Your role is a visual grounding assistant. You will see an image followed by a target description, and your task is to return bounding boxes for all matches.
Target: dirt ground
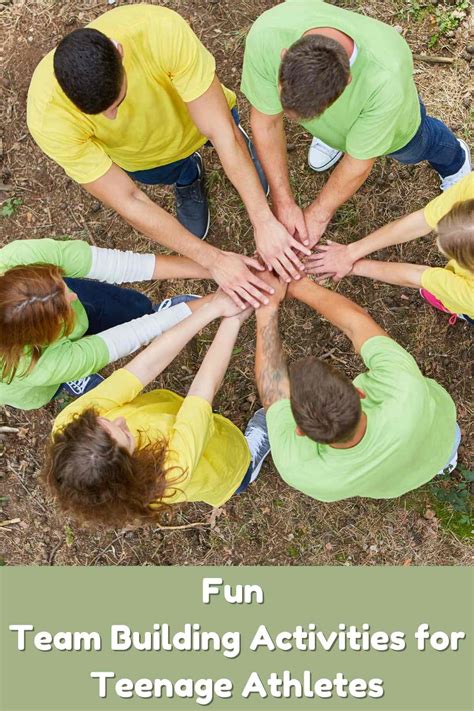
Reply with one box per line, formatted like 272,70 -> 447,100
0,0 -> 472,566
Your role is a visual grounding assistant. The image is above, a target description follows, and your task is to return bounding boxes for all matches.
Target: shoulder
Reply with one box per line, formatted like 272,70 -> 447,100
360,336 -> 421,375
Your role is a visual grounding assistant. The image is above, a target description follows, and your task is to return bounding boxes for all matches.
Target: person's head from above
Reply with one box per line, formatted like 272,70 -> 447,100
278,35 -> 350,121
289,356 -> 366,447
0,264 -> 77,383
42,409 -> 183,526
436,199 -> 474,274
53,28 -> 127,119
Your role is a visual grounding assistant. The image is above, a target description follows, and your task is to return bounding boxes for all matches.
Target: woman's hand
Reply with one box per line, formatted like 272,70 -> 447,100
304,241 -> 356,281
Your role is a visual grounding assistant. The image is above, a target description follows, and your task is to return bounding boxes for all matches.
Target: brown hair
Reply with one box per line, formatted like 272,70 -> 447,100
0,264 -> 75,383
41,408 -> 185,527
289,356 -> 361,444
279,35 -> 350,119
436,199 -> 474,272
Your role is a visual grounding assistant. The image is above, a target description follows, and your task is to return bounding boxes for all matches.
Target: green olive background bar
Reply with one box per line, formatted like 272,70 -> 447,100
0,567 -> 472,711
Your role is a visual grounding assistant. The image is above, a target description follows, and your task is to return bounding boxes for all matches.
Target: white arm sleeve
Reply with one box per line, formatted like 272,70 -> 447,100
87,246 -> 156,283
98,303 -> 192,361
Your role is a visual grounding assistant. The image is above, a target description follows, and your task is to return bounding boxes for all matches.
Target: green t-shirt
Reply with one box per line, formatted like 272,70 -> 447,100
241,0 -> 420,158
266,337 -> 457,501
0,239 -> 109,410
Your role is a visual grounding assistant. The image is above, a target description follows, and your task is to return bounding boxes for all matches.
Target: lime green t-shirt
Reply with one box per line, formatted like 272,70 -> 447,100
0,239 -> 109,410
266,337 -> 456,501
241,0 -> 420,159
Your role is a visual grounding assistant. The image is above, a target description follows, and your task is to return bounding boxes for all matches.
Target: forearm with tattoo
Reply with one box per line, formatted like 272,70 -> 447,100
255,309 -> 290,410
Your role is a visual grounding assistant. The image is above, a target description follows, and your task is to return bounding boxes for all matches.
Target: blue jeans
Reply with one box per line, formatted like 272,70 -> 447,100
64,278 -> 154,334
389,99 -> 464,177
127,107 -> 241,186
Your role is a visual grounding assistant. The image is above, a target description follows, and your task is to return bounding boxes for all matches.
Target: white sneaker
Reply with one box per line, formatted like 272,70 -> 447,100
308,138 -> 343,172
439,139 -> 472,191
244,408 -> 271,484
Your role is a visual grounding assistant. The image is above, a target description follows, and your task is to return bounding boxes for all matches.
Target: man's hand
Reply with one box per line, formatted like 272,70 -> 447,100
303,205 -> 332,248
304,241 -> 355,281
209,251 -> 275,310
273,200 -> 310,248
258,270 -> 288,308
254,214 -> 310,282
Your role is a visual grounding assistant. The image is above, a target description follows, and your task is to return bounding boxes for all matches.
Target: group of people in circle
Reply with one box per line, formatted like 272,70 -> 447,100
1,2 -> 472,527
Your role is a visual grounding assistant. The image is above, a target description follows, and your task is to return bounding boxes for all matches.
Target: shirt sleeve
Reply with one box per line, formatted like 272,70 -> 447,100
154,10 -> 216,102
423,174 -> 473,230
241,31 -> 283,115
360,336 -> 422,380
0,238 -> 92,277
53,368 -> 143,432
27,336 -> 110,389
421,267 -> 474,317
29,118 -> 112,185
266,398 -> 308,479
345,84 -> 408,159
165,395 -> 215,483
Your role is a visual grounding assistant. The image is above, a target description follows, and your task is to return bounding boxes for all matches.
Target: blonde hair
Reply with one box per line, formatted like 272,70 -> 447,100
436,199 -> 474,272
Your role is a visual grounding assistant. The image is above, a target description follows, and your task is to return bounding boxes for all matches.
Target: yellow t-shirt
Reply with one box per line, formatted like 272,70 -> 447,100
52,369 -> 250,508
27,5 -> 236,184
423,172 -> 473,229
421,172 -> 473,317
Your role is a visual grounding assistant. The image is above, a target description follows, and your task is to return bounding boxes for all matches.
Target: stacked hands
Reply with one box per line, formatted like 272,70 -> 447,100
217,201 -> 335,311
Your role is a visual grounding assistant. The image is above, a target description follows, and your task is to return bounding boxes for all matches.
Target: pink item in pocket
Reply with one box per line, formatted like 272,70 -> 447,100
419,289 -> 458,325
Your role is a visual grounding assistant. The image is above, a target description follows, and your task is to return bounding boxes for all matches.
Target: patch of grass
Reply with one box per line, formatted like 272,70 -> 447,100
429,0 -> 469,47
1,197 -> 22,217
429,469 -> 473,539
64,524 -> 75,547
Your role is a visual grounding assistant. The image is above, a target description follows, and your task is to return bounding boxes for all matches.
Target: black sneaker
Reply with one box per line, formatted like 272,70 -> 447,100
59,373 -> 105,398
238,124 -> 269,196
174,153 -> 210,240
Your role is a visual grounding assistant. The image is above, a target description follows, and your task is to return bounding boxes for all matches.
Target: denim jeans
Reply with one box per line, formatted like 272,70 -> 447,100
126,107 -> 241,186
64,278 -> 154,335
389,99 -> 464,177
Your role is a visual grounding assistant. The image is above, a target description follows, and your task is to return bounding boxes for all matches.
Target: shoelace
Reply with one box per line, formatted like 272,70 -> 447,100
157,298 -> 172,312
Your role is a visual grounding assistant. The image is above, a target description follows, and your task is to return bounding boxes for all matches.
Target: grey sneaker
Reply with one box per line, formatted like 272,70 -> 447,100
244,407 -> 271,483
174,153 -> 210,239
153,294 -> 201,312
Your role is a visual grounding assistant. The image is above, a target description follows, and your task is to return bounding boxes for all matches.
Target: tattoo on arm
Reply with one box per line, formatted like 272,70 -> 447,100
256,311 -> 290,410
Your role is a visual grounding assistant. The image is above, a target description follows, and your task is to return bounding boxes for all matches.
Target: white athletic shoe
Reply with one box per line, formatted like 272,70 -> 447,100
439,139 -> 472,191
244,408 -> 271,484
308,138 -> 343,172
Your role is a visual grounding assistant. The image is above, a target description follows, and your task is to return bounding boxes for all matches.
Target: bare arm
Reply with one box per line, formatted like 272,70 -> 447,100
255,305 -> 290,410
288,277 -> 386,354
351,259 -> 428,289
304,154 -> 375,247
84,163 -> 272,310
187,313 -> 248,403
124,291 -> 242,386
250,106 -> 309,247
305,209 -> 431,280
187,79 -> 309,281
152,254 -> 210,280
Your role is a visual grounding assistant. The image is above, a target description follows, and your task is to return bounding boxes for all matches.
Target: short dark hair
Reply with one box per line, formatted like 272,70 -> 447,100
53,28 -> 124,114
289,356 -> 361,444
279,35 -> 350,119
